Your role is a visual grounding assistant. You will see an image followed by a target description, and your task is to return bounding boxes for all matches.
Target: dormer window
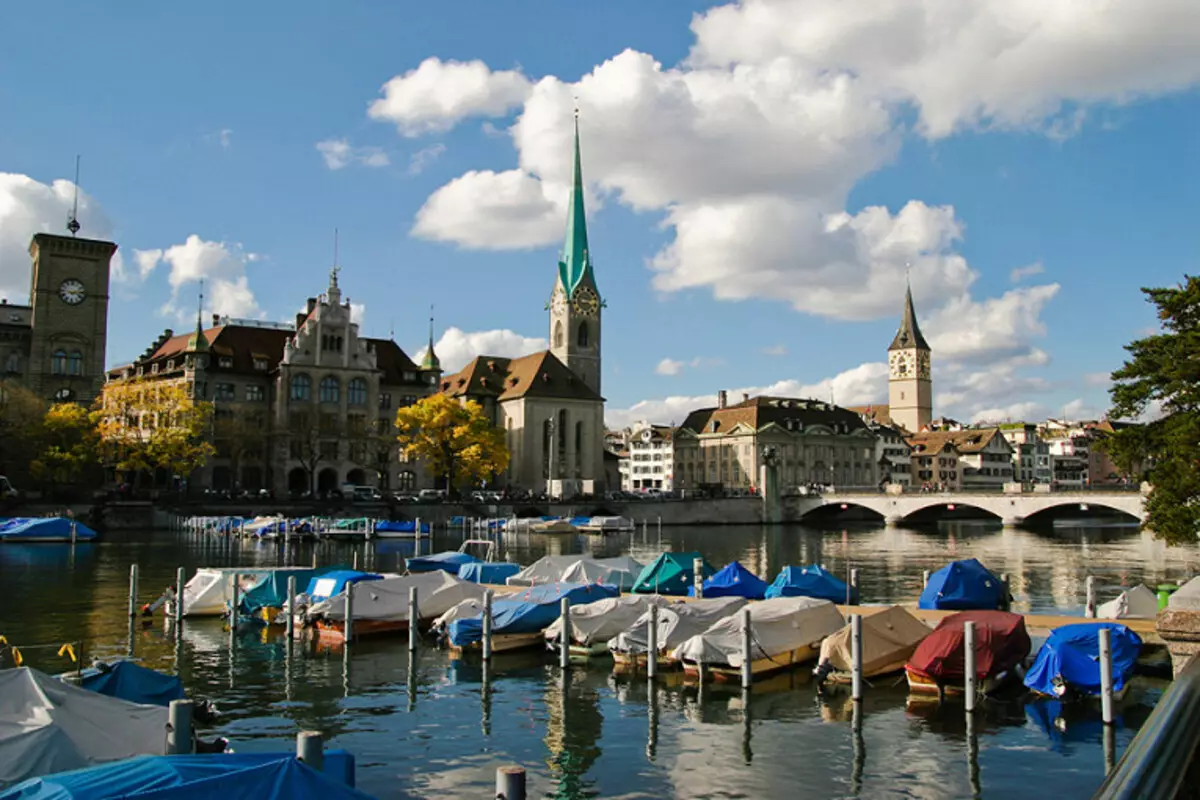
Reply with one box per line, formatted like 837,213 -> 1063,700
166,359 -> 175,371
151,363 -> 159,375
403,371 -> 417,382
218,356 -> 233,369
253,357 -> 269,371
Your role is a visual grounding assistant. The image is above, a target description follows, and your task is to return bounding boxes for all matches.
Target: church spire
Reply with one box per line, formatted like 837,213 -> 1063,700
888,280 -> 929,352
557,107 -> 593,298
421,304 -> 440,371
187,281 -> 209,353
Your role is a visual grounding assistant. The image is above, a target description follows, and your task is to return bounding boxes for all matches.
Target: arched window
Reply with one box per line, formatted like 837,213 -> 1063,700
574,420 -> 584,475
67,351 -> 83,375
52,350 -> 68,375
577,322 -> 589,347
319,376 -> 340,404
553,321 -> 564,348
290,373 -> 312,401
542,418 -> 552,479
347,377 -> 367,406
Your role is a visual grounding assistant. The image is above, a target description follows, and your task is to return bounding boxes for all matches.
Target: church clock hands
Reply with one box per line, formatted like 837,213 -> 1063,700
571,287 -> 600,316
59,279 -> 86,305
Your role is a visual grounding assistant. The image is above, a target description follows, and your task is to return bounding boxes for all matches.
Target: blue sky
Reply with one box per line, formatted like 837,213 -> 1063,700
1,1 -> 1198,427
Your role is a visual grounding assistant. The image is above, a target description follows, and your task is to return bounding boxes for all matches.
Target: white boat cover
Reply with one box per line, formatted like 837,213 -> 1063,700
1098,584 -> 1160,619
673,596 -> 844,668
307,571 -> 488,623
608,596 -> 749,656
543,595 -> 663,645
175,569 -> 267,617
506,555 -> 643,590
817,605 -> 931,674
0,667 -> 167,786
432,597 -> 487,631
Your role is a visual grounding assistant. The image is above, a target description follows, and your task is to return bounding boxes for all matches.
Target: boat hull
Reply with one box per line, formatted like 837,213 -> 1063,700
611,651 -> 677,672
905,666 -> 1021,698
821,658 -> 910,686
451,631 -> 544,657
315,617 -> 412,641
683,642 -> 821,683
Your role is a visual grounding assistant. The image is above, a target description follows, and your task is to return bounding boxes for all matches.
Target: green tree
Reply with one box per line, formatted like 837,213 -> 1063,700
1106,276 -> 1200,544
0,380 -> 46,479
395,394 -> 509,497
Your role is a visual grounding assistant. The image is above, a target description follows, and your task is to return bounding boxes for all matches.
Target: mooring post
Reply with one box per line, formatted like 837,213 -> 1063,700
408,586 -> 419,651
128,564 -> 139,617
1099,626 -> 1114,724
693,557 -> 705,599
166,699 -> 194,755
922,570 -> 930,589
559,597 -> 571,669
740,607 -> 753,690
229,573 -> 240,624
296,731 -> 324,772
344,581 -> 355,644
963,621 -> 977,713
642,519 -> 648,538
1001,573 -> 1011,610
851,613 -> 864,702
1086,575 -> 1097,618
848,568 -> 859,606
496,765 -> 527,800
482,589 -> 494,660
174,566 -> 186,626
657,516 -> 662,536
646,606 -> 659,680
311,551 -> 318,569
286,575 -> 297,639
415,517 -> 422,557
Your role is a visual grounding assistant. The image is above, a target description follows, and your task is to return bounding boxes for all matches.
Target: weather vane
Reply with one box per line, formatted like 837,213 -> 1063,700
66,155 -> 81,236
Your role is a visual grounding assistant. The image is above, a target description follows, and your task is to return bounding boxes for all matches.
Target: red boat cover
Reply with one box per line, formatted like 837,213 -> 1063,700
906,610 -> 1031,682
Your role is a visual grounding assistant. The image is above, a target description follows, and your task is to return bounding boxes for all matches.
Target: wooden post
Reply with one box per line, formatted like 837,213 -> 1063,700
740,607 -> 753,689
296,731 -> 324,771
963,621 -> 977,713
559,598 -> 571,669
286,575 -> 297,639
646,606 -> 658,680
128,564 -> 139,617
311,551 -> 318,569
166,699 -> 194,755
1099,626 -> 1114,724
344,581 -> 355,644
1086,575 -> 1097,618
174,566 -> 186,625
693,557 -> 704,599
496,766 -> 526,800
657,516 -> 662,536
851,613 -> 864,701
408,586 -> 419,651
482,589 -> 493,661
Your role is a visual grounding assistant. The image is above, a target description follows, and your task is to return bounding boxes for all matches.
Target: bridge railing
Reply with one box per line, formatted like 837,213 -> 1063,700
817,485 -> 1143,496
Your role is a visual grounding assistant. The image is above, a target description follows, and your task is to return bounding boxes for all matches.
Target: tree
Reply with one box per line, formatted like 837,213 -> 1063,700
1106,276 -> 1200,544
394,394 -> 509,497
31,403 -> 100,493
284,409 -> 343,495
213,407 -> 270,490
0,381 -> 46,478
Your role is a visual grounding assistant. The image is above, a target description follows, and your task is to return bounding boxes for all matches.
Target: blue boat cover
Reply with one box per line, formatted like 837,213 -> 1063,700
765,565 -> 857,604
302,570 -> 383,601
0,518 -> 98,542
1023,622 -> 1143,697
919,559 -> 1006,610
457,562 -> 521,584
406,551 -> 480,574
0,751 -> 362,800
631,552 -> 714,595
689,561 -> 767,599
449,582 -> 620,646
374,520 -> 431,533
241,568 -> 339,615
78,661 -> 185,707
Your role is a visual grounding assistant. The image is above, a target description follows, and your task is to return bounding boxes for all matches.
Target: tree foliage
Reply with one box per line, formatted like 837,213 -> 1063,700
0,381 -> 47,477
31,403 -> 100,488
394,394 -> 509,495
95,379 -> 216,488
1106,276 -> 1200,544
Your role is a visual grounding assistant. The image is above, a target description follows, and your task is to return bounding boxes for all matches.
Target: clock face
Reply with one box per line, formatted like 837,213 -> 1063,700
889,352 -> 912,378
549,288 -> 567,315
917,351 -> 931,379
59,279 -> 86,305
572,286 -> 600,317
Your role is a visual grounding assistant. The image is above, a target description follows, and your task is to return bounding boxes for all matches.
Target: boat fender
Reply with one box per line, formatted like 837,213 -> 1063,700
813,660 -> 835,691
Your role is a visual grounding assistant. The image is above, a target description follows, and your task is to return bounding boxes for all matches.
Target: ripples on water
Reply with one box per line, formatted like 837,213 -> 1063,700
1,521 -> 1194,798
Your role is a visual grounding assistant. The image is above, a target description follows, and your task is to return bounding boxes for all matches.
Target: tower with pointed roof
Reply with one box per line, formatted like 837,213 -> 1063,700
421,309 -> 440,372
887,282 -> 932,432
548,111 -> 603,397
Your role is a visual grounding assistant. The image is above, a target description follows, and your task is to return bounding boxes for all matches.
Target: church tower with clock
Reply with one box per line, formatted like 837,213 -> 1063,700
887,283 -> 932,433
548,112 -> 602,396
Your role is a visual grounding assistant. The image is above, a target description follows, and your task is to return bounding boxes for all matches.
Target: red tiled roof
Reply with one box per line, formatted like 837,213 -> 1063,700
440,350 -> 602,402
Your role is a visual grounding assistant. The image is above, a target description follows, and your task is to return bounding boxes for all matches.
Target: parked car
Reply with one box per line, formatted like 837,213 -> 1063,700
418,488 -> 446,502
351,486 -> 383,502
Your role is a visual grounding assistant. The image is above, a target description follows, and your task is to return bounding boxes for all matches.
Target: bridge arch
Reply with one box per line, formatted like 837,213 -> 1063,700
798,501 -> 885,524
1019,501 -> 1141,525
896,501 -> 1003,524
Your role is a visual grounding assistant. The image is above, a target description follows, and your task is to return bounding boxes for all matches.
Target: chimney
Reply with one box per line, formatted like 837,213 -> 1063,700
211,314 -> 221,327
718,390 -> 727,409
306,297 -> 317,314
742,392 -> 749,404
295,313 -> 306,331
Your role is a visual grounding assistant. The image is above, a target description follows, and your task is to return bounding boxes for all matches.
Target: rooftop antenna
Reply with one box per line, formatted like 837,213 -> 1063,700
330,228 -> 341,287
428,303 -> 435,343
66,155 -> 81,236
196,279 -> 205,329
389,317 -> 395,339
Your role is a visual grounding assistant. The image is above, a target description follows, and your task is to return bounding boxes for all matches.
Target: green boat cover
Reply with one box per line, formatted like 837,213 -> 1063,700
631,552 -> 714,596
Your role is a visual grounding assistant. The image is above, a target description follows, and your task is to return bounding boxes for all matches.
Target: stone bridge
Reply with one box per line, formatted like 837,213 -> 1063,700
788,489 -> 1147,526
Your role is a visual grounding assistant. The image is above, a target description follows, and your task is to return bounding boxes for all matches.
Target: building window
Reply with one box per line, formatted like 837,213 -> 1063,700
577,322 -> 589,347
4,352 -> 19,374
246,385 -> 265,402
166,359 -> 175,371
348,378 -> 368,406
290,373 -> 312,401
253,356 -> 269,371
398,470 -> 416,490
218,356 -> 233,369
54,388 -> 75,402
400,395 -> 418,407
319,376 -> 340,404
215,383 -> 236,401
319,440 -> 338,459
379,392 -> 392,410
151,363 -> 159,375
402,371 -> 417,382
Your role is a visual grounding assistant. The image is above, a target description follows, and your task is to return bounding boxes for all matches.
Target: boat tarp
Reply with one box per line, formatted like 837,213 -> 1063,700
691,561 -> 768,600
78,662 -> 184,707
507,556 -> 586,586
0,752 -> 365,800
181,570 -> 269,617
918,558 -> 1006,610
303,571 -> 383,602
817,606 -> 931,675
0,518 -> 97,542
405,551 -> 479,574
308,571 -> 488,623
1097,584 -> 1159,620
1023,622 -> 1143,697
505,556 -> 642,590
374,520 -> 431,534
906,610 -> 1031,682
764,565 -> 857,604
544,595 -> 661,646
0,667 -> 167,787
240,568 -> 335,615
457,562 -> 521,584
673,597 -> 845,668
631,552 -> 714,596
448,583 -> 620,647
608,597 -> 749,656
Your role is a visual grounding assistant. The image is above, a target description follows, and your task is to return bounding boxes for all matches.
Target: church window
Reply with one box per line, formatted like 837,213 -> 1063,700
557,410 -> 568,473
348,378 -> 368,406
554,321 -> 564,349
542,419 -> 553,479
52,350 -> 68,375
319,376 -> 340,404
575,421 -> 584,469
290,373 -> 312,401
577,322 -> 589,347
246,385 -> 265,402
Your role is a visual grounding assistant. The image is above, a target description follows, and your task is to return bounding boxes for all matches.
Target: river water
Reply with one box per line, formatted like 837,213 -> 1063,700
1,520 -> 1195,798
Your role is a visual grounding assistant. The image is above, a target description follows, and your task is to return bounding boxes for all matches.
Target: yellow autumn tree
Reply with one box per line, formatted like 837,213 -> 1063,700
395,394 -> 509,496
31,403 -> 101,492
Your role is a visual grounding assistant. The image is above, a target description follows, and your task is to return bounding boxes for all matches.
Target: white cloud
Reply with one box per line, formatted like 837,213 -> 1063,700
1009,262 -> 1044,282
316,138 -> 390,170
1084,371 -> 1112,388
970,401 -> 1045,425
412,170 -> 565,249
369,57 -> 532,136
133,249 -> 162,280
655,356 -> 726,376
408,143 -> 446,175
762,344 -> 788,357
924,284 -> 1060,362
414,326 -> 548,373
203,129 -> 233,149
655,358 -> 684,376
141,235 -> 263,322
350,302 -> 366,328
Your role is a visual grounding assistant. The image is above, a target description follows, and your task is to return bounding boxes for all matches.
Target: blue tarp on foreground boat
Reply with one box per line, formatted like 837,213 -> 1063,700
303,571 -> 383,602
78,661 -> 185,707
406,551 -> 480,574
689,561 -> 767,600
240,567 -> 342,615
1024,622 -> 1143,697
631,552 -> 714,596
765,565 -> 857,604
919,558 -> 1006,610
0,751 -> 362,800
0,518 -> 98,543
448,582 -> 620,647
374,520 -> 431,534
457,562 -> 521,584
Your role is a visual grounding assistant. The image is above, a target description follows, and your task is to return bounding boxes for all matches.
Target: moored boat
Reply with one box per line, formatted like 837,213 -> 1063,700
506,554 -> 642,590
691,561 -> 768,600
166,568 -> 269,617
1024,622 -> 1142,701
1097,584 -> 1159,619
0,517 -> 98,543
765,564 -> 857,604
373,519 -> 432,539
406,551 -> 480,574
447,582 -> 620,655
905,610 -> 1031,698
544,595 -> 663,657
609,596 -> 750,670
814,605 -> 931,687
631,552 -> 714,596
307,571 -> 489,641
919,558 -> 1008,610
528,519 -> 579,534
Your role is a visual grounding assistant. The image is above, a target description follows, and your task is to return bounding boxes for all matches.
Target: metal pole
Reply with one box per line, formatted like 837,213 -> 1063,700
496,766 -> 527,800
1001,572 -> 1011,610
166,699 -> 194,755
415,517 -> 422,557
353,550 -> 359,571
286,575 -> 297,639
482,589 -> 493,660
296,731 -> 324,771
559,597 -> 571,669
229,573 -> 240,624
740,607 -> 753,689
174,566 -> 186,625
693,557 -> 704,599
922,570 -> 930,589
1099,626 -> 1114,724
311,551 -> 318,569
344,581 -> 355,644
128,564 -> 139,617
1086,575 -> 1097,618
657,516 -> 662,536
848,568 -> 859,606
963,621 -> 977,712
408,586 -> 419,651
646,606 -> 658,680
851,613 -> 864,701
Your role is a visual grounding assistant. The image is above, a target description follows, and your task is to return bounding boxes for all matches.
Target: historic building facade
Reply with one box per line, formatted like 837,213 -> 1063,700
613,421 -> 675,492
1,232 -> 118,405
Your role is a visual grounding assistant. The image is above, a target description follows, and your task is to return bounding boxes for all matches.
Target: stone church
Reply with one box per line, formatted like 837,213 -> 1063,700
439,116 -> 607,495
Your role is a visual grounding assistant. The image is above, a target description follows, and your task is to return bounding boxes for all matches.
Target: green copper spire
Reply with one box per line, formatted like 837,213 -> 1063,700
186,282 -> 209,352
420,305 -> 440,371
557,111 -> 593,298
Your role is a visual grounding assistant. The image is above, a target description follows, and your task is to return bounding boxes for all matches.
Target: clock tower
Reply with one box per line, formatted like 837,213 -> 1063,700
887,283 -> 932,433
548,112 -> 603,396
26,232 -> 118,405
